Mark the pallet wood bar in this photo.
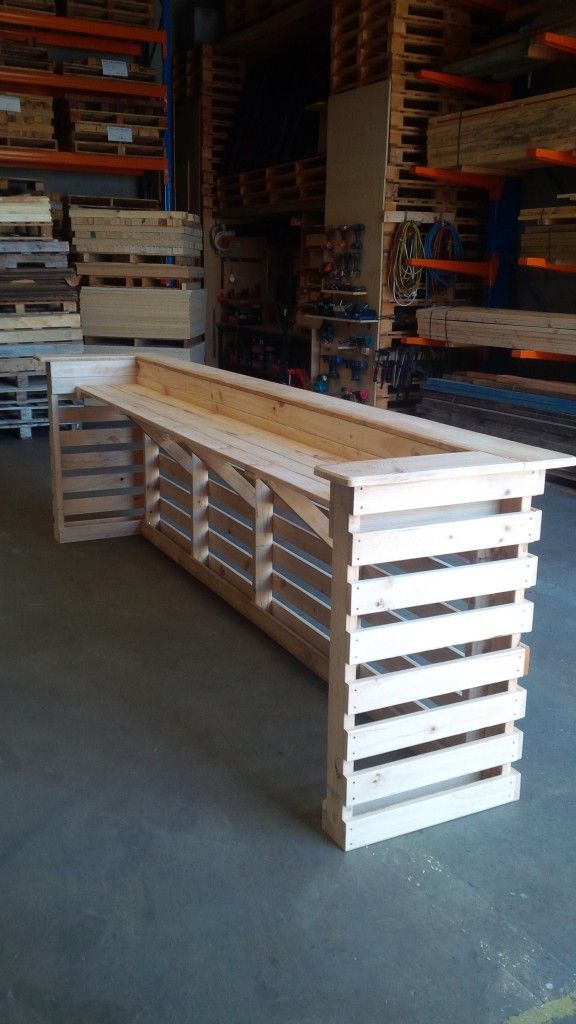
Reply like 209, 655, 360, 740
428, 88, 576, 170
416, 306, 576, 356
46, 354, 574, 850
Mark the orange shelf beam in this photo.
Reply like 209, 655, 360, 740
534, 31, 576, 56
416, 69, 510, 101
0, 25, 141, 56
410, 165, 505, 200
408, 254, 499, 285
511, 350, 576, 362
0, 67, 165, 99
519, 257, 576, 274
0, 9, 165, 47
527, 147, 576, 169
401, 336, 448, 347
0, 147, 166, 176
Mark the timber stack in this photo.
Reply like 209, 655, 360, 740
519, 206, 576, 260
70, 207, 206, 346
0, 191, 81, 438
416, 306, 576, 357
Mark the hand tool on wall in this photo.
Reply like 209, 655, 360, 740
322, 355, 343, 379
345, 359, 368, 381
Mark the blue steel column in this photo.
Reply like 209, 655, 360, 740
162, 0, 174, 211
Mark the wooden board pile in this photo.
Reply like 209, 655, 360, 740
419, 372, 576, 479
427, 88, 576, 170
0, 41, 53, 72
70, 207, 206, 345
416, 305, 576, 356
56, 60, 163, 158
63, 0, 154, 26
519, 205, 576, 260
175, 44, 244, 215
0, 93, 55, 150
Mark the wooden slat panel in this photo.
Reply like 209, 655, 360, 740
62, 471, 145, 494
59, 426, 140, 447
271, 598, 330, 657
273, 543, 332, 598
348, 646, 528, 714
210, 505, 253, 548
350, 555, 538, 615
350, 468, 545, 516
273, 571, 331, 630
159, 452, 189, 486
61, 449, 143, 470
159, 475, 191, 509
159, 497, 191, 536
351, 510, 541, 566
348, 600, 533, 665
273, 512, 331, 566
63, 493, 144, 516
341, 771, 521, 851
347, 689, 526, 760
208, 529, 253, 576
347, 729, 523, 806
208, 477, 252, 519
207, 552, 253, 597
58, 404, 131, 424
160, 518, 190, 552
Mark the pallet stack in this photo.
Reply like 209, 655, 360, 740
175, 45, 245, 215
0, 0, 55, 11
329, 0, 489, 358
70, 207, 206, 346
55, 59, 164, 159
0, 191, 81, 438
64, 0, 154, 26
0, 93, 55, 151
216, 155, 326, 213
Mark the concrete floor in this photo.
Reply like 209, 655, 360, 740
1, 434, 575, 1024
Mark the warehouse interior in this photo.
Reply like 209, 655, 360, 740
1, 0, 576, 1022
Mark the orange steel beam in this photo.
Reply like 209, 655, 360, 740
408, 254, 499, 285
0, 26, 141, 56
519, 257, 576, 274
512, 350, 576, 362
528, 147, 576, 169
416, 69, 511, 101
401, 336, 447, 347
535, 31, 576, 55
410, 165, 505, 200
0, 147, 166, 175
0, 9, 165, 47
0, 68, 166, 98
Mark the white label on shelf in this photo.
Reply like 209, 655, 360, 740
101, 59, 129, 78
0, 96, 21, 113
107, 125, 133, 143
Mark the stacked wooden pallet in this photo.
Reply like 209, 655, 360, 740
0, 366, 48, 438
0, 94, 55, 150
64, 0, 154, 26
175, 45, 244, 215
70, 208, 206, 345
225, 0, 293, 32
519, 205, 576, 260
416, 306, 576, 356
0, 42, 53, 72
217, 155, 326, 212
0, 0, 55, 11
428, 88, 576, 170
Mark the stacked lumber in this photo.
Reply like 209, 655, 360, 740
416, 306, 576, 356
80, 288, 206, 342
0, 42, 53, 72
427, 88, 576, 170
64, 0, 154, 26
0, 94, 55, 150
419, 373, 576, 479
175, 45, 244, 216
71, 208, 205, 345
519, 206, 576, 259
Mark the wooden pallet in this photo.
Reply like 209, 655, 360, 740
45, 355, 574, 849
0, 43, 53, 72
61, 58, 157, 83
0, 0, 55, 11
216, 155, 326, 213
65, 0, 154, 27
77, 256, 204, 288
69, 139, 164, 157
67, 195, 160, 210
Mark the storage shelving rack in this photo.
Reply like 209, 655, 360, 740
0, 6, 171, 203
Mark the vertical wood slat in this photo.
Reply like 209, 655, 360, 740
253, 480, 274, 609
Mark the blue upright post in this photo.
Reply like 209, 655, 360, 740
162, 0, 174, 212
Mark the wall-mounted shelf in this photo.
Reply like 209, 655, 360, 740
410, 165, 505, 200
0, 26, 141, 56
528, 147, 576, 170
0, 67, 166, 99
534, 31, 576, 57
0, 147, 166, 175
416, 69, 510, 101
408, 254, 499, 285
519, 257, 576, 274
0, 9, 165, 52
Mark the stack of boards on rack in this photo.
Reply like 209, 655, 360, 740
0, 190, 80, 438
71, 208, 206, 346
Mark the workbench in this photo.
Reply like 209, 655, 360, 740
46, 354, 575, 851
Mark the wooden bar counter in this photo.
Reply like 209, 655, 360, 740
45, 354, 575, 850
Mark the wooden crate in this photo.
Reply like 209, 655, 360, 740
46, 354, 574, 850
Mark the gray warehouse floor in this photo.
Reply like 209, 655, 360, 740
1, 434, 575, 1024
